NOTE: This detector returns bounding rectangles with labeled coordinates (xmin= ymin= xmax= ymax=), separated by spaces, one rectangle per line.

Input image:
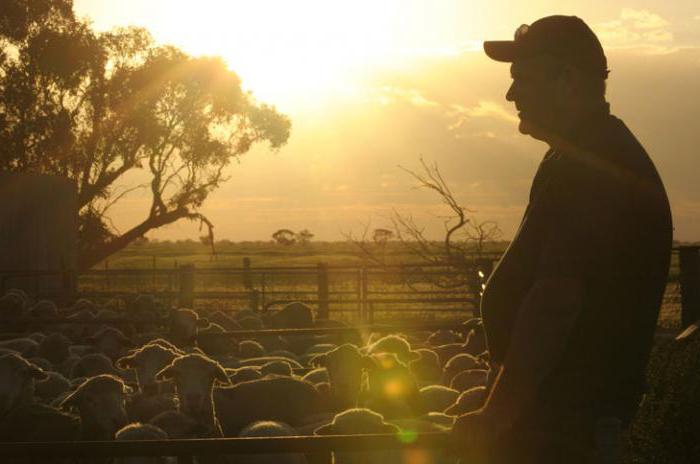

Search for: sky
xmin=74 ymin=0 xmax=700 ymax=242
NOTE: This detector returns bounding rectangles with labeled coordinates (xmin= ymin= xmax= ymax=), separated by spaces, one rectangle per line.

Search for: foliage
xmin=0 ymin=0 xmax=291 ymax=269
xmin=272 ymin=229 xmax=296 ymax=246
xmin=296 ymin=229 xmax=314 ymax=245
xmin=344 ymin=157 xmax=501 ymax=290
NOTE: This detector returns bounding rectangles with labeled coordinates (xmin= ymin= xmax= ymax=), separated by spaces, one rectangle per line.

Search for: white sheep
xmin=117 ymin=343 xmax=180 ymax=394
xmin=418 ymin=385 xmax=460 ymax=413
xmin=408 ymin=349 xmax=443 ymax=386
xmin=0 ymin=353 xmax=47 ymax=417
xmin=362 ymin=353 xmax=425 ymax=420
xmin=114 ymin=422 xmax=175 ymax=464
xmin=314 ymin=408 xmax=400 ymax=464
xmin=366 ymin=335 xmax=420 ymax=365
xmin=442 ymin=353 xmax=484 ymax=386
xmin=235 ymin=421 xmax=308 ymax=464
xmin=60 ymin=374 xmax=131 ymax=440
xmin=449 ymin=369 xmax=489 ymax=392
xmin=443 ymin=386 xmax=487 ymax=416
xmin=155 ymin=353 xmax=231 ymax=437
xmin=169 ymin=308 xmax=209 ymax=349
xmin=310 ymin=343 xmax=366 ymax=411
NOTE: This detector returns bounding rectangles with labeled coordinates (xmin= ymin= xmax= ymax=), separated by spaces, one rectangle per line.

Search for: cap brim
xmin=483 ymin=41 xmax=517 ymax=62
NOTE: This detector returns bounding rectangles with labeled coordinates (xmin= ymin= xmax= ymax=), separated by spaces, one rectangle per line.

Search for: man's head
xmin=484 ymin=16 xmax=609 ymax=142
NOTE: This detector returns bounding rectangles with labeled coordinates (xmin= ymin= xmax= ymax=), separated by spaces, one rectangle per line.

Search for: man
xmin=449 ymin=15 xmax=673 ymax=463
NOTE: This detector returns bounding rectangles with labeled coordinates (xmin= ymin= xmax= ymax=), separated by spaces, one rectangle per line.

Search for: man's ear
xmin=155 ymin=364 xmax=177 ymax=382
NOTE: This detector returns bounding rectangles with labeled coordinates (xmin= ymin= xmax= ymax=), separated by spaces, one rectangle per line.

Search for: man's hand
xmin=448 ymin=409 xmax=504 ymax=462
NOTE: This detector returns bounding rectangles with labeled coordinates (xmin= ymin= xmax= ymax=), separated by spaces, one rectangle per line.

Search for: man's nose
xmin=505 ymin=82 xmax=516 ymax=102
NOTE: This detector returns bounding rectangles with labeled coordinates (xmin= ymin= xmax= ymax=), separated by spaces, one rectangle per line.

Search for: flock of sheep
xmin=0 ymin=288 xmax=491 ymax=463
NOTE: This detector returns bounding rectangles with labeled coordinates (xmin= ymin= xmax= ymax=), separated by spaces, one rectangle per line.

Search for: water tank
xmin=0 ymin=173 xmax=78 ymax=297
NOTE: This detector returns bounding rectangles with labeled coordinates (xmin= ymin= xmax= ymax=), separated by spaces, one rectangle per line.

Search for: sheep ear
xmin=213 ymin=364 xmax=231 ymax=386
xmin=60 ymin=389 xmax=81 ymax=410
xmin=115 ymin=354 xmax=136 ymax=370
xmin=26 ymin=364 xmax=48 ymax=381
xmin=309 ymin=354 xmax=327 ymax=368
xmin=155 ymin=364 xmax=177 ymax=382
xmin=314 ymin=424 xmax=334 ymax=435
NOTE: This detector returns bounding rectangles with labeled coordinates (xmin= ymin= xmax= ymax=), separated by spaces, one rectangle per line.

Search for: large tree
xmin=0 ymin=0 xmax=291 ymax=269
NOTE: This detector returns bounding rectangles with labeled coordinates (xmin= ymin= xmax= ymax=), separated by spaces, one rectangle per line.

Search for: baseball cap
xmin=483 ymin=15 xmax=610 ymax=79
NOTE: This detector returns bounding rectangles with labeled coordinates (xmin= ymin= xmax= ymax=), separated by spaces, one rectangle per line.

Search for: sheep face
xmin=117 ymin=344 xmax=178 ymax=394
xmin=311 ymin=344 xmax=366 ymax=409
xmin=0 ymin=354 xmax=47 ymax=417
xmin=170 ymin=309 xmax=208 ymax=347
xmin=156 ymin=354 xmax=230 ymax=424
xmin=61 ymin=375 xmax=131 ymax=440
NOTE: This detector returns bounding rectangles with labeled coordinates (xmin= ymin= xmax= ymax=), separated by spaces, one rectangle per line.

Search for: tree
xmin=344 ymin=157 xmax=501 ymax=290
xmin=0 ymin=1 xmax=291 ymax=269
xmin=272 ymin=229 xmax=296 ymax=246
xmin=296 ymin=229 xmax=314 ymax=245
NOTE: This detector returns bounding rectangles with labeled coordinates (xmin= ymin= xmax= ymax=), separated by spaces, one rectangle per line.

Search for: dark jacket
xmin=481 ymin=103 xmax=673 ymax=425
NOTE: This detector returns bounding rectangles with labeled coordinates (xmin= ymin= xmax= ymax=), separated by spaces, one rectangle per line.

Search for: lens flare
xmin=397 ymin=428 xmax=418 ymax=444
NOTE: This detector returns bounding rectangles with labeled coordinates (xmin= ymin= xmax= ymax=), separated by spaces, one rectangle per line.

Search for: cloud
xmin=372 ymin=86 xmax=440 ymax=108
xmin=596 ymin=9 xmax=674 ymax=51
xmin=447 ymin=100 xmax=518 ymax=133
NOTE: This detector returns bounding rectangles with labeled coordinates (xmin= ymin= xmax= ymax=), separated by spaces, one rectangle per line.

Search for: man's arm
xmin=481 ymin=275 xmax=584 ymax=429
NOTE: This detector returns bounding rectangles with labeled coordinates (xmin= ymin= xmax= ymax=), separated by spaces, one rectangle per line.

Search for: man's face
xmin=506 ymin=55 xmax=566 ymax=141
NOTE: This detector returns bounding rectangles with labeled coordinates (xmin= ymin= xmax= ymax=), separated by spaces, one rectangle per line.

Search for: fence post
xmin=678 ymin=246 xmax=700 ymax=329
xmin=317 ymin=263 xmax=329 ymax=319
xmin=243 ymin=257 xmax=253 ymax=290
xmin=178 ymin=264 xmax=195 ymax=308
xmin=361 ymin=266 xmax=368 ymax=323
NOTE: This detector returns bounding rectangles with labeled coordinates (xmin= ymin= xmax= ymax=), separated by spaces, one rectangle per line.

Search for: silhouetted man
xmin=449 ymin=15 xmax=672 ymax=464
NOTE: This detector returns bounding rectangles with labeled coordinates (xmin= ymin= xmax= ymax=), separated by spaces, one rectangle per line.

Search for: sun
xmin=148 ymin=0 xmax=404 ymax=108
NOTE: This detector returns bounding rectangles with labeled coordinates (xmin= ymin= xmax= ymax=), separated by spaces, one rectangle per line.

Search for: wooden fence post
xmin=317 ymin=263 xmax=329 ymax=319
xmin=178 ymin=264 xmax=195 ymax=308
xmin=678 ymin=246 xmax=700 ymax=329
xmin=360 ymin=267 xmax=368 ymax=323
xmin=242 ymin=257 xmax=253 ymax=290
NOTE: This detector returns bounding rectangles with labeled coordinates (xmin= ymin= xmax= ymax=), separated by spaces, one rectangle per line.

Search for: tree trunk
xmin=77 ymin=208 xmax=189 ymax=270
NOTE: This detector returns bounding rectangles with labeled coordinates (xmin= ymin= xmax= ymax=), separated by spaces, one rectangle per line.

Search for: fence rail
xmin=0 ymin=432 xmax=450 ymax=457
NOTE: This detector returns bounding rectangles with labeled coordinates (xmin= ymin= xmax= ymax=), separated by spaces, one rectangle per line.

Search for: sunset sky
xmin=74 ymin=0 xmax=700 ymax=242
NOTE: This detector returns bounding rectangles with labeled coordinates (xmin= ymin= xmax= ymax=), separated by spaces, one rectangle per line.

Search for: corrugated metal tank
xmin=0 ymin=173 xmax=78 ymax=297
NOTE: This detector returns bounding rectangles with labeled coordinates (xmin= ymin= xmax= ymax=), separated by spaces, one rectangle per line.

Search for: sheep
xmin=419 ymin=385 xmax=460 ymax=413
xmin=426 ymin=329 xmax=463 ymax=347
xmin=238 ymin=340 xmax=266 ymax=358
xmin=35 ymin=371 xmax=72 ymax=403
xmin=117 ymin=343 xmax=180 ymax=394
xmin=0 ymin=353 xmax=47 ymax=417
xmin=27 ymin=331 xmax=46 ymax=343
xmin=302 ymin=368 xmax=329 ymax=386
xmin=237 ymin=316 xmax=264 ymax=330
xmin=149 ymin=410 xmax=208 ymax=439
xmin=114 ymin=422 xmax=175 ymax=464
xmin=260 ymin=360 xmax=293 ymax=377
xmin=155 ymin=353 xmax=231 ymax=437
xmin=208 ymin=311 xmax=242 ymax=331
xmin=0 ymin=337 xmax=39 ymax=358
xmin=310 ymin=343 xmax=366 ymax=411
xmin=227 ymin=366 xmax=263 ymax=384
xmin=442 ymin=353 xmax=484 ymax=386
xmin=432 ymin=325 xmax=487 ymax=366
xmin=88 ymin=326 xmax=134 ymax=361
xmin=29 ymin=299 xmax=59 ymax=319
xmin=366 ymin=335 xmax=420 ymax=365
xmin=27 ymin=356 xmax=52 ymax=371
xmin=443 ymin=386 xmax=487 ymax=416
xmin=0 ymin=292 xmax=27 ymax=320
xmin=125 ymin=390 xmax=178 ymax=424
xmin=37 ymin=332 xmax=72 ymax=365
xmin=59 ymin=374 xmax=131 ymax=440
xmin=449 ymin=369 xmax=489 ymax=392
xmin=235 ymin=421 xmax=307 ymax=464
xmin=169 ymin=308 xmax=209 ymax=348
xmin=70 ymin=352 xmax=118 ymax=379
xmin=198 ymin=322 xmax=238 ymax=356
xmin=0 ymin=402 xmax=80 ymax=442
xmin=314 ymin=408 xmax=400 ymax=464
xmin=213 ymin=376 xmax=324 ymax=437
xmin=408 ymin=349 xmax=443 ymax=386
xmin=239 ymin=356 xmax=303 ymax=369
xmin=362 ymin=353 xmax=425 ymax=419
xmin=265 ymin=302 xmax=314 ymax=329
